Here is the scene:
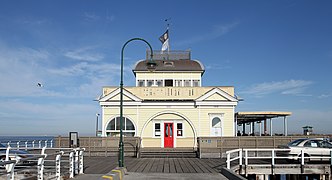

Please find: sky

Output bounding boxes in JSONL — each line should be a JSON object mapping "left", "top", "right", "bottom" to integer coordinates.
{"left": 0, "top": 0, "right": 331, "bottom": 136}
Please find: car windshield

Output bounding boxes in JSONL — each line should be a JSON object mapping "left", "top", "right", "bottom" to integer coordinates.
{"left": 288, "top": 139, "right": 305, "bottom": 146}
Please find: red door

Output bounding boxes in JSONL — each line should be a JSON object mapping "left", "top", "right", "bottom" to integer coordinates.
{"left": 164, "top": 123, "right": 174, "bottom": 148}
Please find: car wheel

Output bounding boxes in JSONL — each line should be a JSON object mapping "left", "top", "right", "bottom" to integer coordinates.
{"left": 298, "top": 154, "right": 310, "bottom": 164}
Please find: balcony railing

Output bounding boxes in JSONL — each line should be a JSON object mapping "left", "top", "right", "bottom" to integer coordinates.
{"left": 102, "top": 86, "right": 235, "bottom": 100}
{"left": 146, "top": 50, "right": 191, "bottom": 60}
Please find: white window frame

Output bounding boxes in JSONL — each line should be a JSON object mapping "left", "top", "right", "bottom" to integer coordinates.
{"left": 105, "top": 116, "right": 136, "bottom": 137}
{"left": 153, "top": 121, "right": 161, "bottom": 138}
{"left": 176, "top": 122, "right": 184, "bottom": 138}
{"left": 209, "top": 113, "right": 224, "bottom": 137}
{"left": 137, "top": 80, "right": 145, "bottom": 87}
{"left": 147, "top": 80, "right": 154, "bottom": 87}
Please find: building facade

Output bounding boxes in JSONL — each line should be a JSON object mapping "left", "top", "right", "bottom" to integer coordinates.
{"left": 98, "top": 51, "right": 239, "bottom": 148}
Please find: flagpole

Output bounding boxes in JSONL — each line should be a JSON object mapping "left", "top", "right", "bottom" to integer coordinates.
{"left": 165, "top": 18, "right": 170, "bottom": 60}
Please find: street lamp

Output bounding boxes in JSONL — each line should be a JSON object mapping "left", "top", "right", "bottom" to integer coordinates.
{"left": 119, "top": 38, "right": 156, "bottom": 167}
{"left": 96, "top": 113, "right": 100, "bottom": 137}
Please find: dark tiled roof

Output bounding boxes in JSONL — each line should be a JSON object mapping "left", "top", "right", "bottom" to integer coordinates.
{"left": 133, "top": 59, "right": 205, "bottom": 72}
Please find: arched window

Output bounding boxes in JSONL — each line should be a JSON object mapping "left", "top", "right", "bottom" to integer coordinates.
{"left": 211, "top": 116, "right": 222, "bottom": 136}
{"left": 106, "top": 117, "right": 135, "bottom": 137}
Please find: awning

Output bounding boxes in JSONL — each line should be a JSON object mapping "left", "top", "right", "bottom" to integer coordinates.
{"left": 236, "top": 111, "right": 292, "bottom": 124}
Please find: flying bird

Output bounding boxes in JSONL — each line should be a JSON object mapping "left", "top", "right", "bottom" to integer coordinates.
{"left": 37, "top": 83, "right": 43, "bottom": 87}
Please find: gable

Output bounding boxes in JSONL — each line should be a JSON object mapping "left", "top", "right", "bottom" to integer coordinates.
{"left": 204, "top": 93, "right": 228, "bottom": 101}
{"left": 196, "top": 88, "right": 238, "bottom": 102}
{"left": 99, "top": 88, "right": 142, "bottom": 102}
{"left": 107, "top": 93, "right": 134, "bottom": 101}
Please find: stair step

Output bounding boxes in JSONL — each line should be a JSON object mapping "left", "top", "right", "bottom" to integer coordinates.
{"left": 139, "top": 149, "right": 197, "bottom": 158}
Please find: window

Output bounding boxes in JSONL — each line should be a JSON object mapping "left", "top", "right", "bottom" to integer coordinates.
{"left": 154, "top": 123, "right": 161, "bottom": 137}
{"left": 211, "top": 116, "right": 222, "bottom": 136}
{"left": 177, "top": 123, "right": 183, "bottom": 137}
{"left": 106, "top": 117, "right": 135, "bottom": 137}
{"left": 165, "top": 79, "right": 173, "bottom": 87}
{"left": 175, "top": 80, "right": 182, "bottom": 87}
{"left": 193, "top": 80, "right": 200, "bottom": 87}
{"left": 137, "top": 80, "right": 145, "bottom": 87}
{"left": 147, "top": 80, "right": 154, "bottom": 87}
{"left": 156, "top": 80, "right": 163, "bottom": 87}
{"left": 184, "top": 80, "right": 191, "bottom": 87}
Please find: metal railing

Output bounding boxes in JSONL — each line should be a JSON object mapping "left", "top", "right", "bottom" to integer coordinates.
{"left": 197, "top": 136, "right": 332, "bottom": 158}
{"left": 0, "top": 146, "right": 84, "bottom": 180}
{"left": 1, "top": 139, "right": 54, "bottom": 150}
{"left": 226, "top": 148, "right": 332, "bottom": 175}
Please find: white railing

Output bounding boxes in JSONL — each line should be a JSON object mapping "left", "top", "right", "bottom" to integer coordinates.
{"left": 0, "top": 146, "right": 85, "bottom": 180}
{"left": 226, "top": 148, "right": 332, "bottom": 170}
{"left": 1, "top": 140, "right": 54, "bottom": 150}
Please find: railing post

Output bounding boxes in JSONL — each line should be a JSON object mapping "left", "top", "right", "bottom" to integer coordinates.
{"left": 16, "top": 141, "right": 20, "bottom": 150}
{"left": 6, "top": 158, "right": 17, "bottom": 180}
{"left": 32, "top": 140, "right": 35, "bottom": 148}
{"left": 37, "top": 147, "right": 47, "bottom": 180}
{"left": 239, "top": 149, "right": 243, "bottom": 166}
{"left": 245, "top": 149, "right": 248, "bottom": 166}
{"left": 301, "top": 149, "right": 304, "bottom": 165}
{"left": 25, "top": 141, "right": 28, "bottom": 151}
{"left": 330, "top": 150, "right": 332, "bottom": 166}
{"left": 51, "top": 140, "right": 53, "bottom": 148}
{"left": 227, "top": 152, "right": 231, "bottom": 169}
{"left": 75, "top": 149, "right": 79, "bottom": 174}
{"left": 79, "top": 149, "right": 84, "bottom": 174}
{"left": 271, "top": 149, "right": 275, "bottom": 175}
{"left": 5, "top": 146, "right": 12, "bottom": 172}
{"left": 39, "top": 140, "right": 42, "bottom": 148}
{"left": 45, "top": 140, "right": 48, "bottom": 148}
{"left": 69, "top": 151, "right": 75, "bottom": 178}
{"left": 55, "top": 151, "right": 63, "bottom": 180}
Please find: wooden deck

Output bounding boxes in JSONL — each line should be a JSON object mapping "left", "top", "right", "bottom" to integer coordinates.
{"left": 83, "top": 157, "right": 226, "bottom": 174}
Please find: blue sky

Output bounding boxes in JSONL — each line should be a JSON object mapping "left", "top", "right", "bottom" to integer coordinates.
{"left": 0, "top": 1, "right": 331, "bottom": 136}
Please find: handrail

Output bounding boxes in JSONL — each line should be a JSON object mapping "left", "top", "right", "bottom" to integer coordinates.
{"left": 226, "top": 148, "right": 332, "bottom": 170}
{"left": 0, "top": 147, "right": 85, "bottom": 180}
{"left": 0, "top": 139, "right": 54, "bottom": 149}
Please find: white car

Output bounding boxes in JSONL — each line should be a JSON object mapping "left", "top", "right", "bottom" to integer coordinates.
{"left": 278, "top": 138, "right": 332, "bottom": 162}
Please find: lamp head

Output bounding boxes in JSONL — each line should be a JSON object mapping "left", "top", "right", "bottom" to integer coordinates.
{"left": 146, "top": 60, "right": 157, "bottom": 72}
{"left": 146, "top": 52, "right": 156, "bottom": 72}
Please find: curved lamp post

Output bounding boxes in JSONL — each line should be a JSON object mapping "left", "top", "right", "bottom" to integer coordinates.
{"left": 119, "top": 38, "right": 156, "bottom": 167}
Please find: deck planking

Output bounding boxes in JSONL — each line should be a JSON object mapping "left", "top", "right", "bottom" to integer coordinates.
{"left": 84, "top": 157, "right": 225, "bottom": 174}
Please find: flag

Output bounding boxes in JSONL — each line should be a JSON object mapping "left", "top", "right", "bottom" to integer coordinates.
{"left": 159, "top": 30, "right": 169, "bottom": 52}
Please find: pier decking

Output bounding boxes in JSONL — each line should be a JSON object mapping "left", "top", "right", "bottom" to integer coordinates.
{"left": 83, "top": 157, "right": 225, "bottom": 174}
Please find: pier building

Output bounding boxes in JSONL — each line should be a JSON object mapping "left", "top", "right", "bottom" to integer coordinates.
{"left": 98, "top": 50, "right": 239, "bottom": 148}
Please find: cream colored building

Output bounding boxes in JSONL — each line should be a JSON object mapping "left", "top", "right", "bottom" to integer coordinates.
{"left": 98, "top": 51, "right": 239, "bottom": 148}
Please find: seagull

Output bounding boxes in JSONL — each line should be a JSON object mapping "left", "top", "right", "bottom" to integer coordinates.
{"left": 37, "top": 83, "right": 43, "bottom": 88}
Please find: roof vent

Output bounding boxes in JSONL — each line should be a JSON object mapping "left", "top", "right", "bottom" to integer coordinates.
{"left": 163, "top": 61, "right": 174, "bottom": 67}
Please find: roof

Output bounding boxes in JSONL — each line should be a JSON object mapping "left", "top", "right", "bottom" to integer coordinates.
{"left": 133, "top": 59, "right": 205, "bottom": 72}
{"left": 236, "top": 111, "right": 292, "bottom": 124}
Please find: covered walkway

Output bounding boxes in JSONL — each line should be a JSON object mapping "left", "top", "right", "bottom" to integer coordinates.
{"left": 235, "top": 112, "right": 292, "bottom": 136}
